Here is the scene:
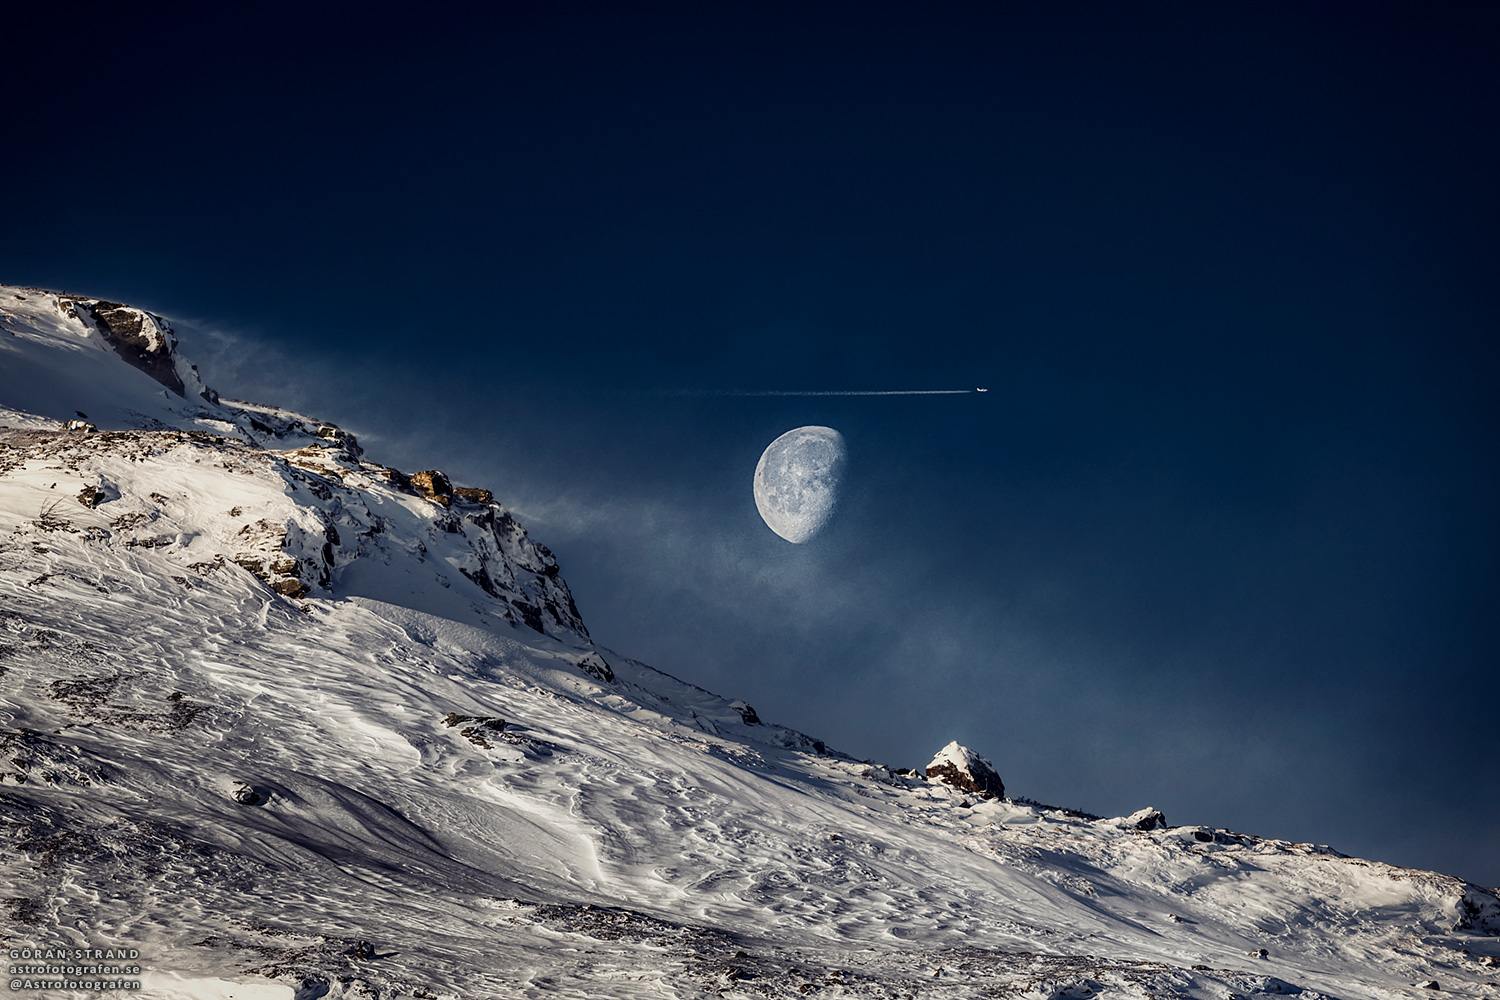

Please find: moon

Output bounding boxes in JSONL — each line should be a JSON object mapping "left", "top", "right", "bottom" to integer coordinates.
{"left": 753, "top": 426, "right": 848, "bottom": 543}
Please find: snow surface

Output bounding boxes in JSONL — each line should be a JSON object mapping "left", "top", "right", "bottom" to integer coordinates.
{"left": 2, "top": 283, "right": 1498, "bottom": 999}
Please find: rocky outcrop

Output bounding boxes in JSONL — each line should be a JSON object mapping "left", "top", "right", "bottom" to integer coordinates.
{"left": 443, "top": 713, "right": 507, "bottom": 749}
{"left": 0, "top": 398, "right": 592, "bottom": 644}
{"left": 218, "top": 402, "right": 363, "bottom": 462}
{"left": 230, "top": 514, "right": 337, "bottom": 600}
{"left": 78, "top": 299, "right": 188, "bottom": 397}
{"left": 925, "top": 741, "right": 1005, "bottom": 799}
{"left": 450, "top": 504, "right": 588, "bottom": 639}
{"left": 232, "top": 781, "right": 266, "bottom": 805}
{"left": 1125, "top": 806, "right": 1168, "bottom": 831}
{"left": 410, "top": 472, "right": 493, "bottom": 508}
{"left": 410, "top": 470, "right": 453, "bottom": 505}
{"left": 577, "top": 652, "right": 614, "bottom": 683}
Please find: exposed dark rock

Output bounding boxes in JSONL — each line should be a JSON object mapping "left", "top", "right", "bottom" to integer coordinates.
{"left": 81, "top": 300, "right": 187, "bottom": 397}
{"left": 233, "top": 518, "right": 318, "bottom": 598}
{"left": 535, "top": 545, "right": 561, "bottom": 579}
{"left": 364, "top": 465, "right": 411, "bottom": 491}
{"left": 443, "top": 713, "right": 507, "bottom": 749}
{"left": 925, "top": 741, "right": 1005, "bottom": 800}
{"left": 297, "top": 424, "right": 363, "bottom": 462}
{"left": 443, "top": 713, "right": 505, "bottom": 729}
{"left": 1126, "top": 807, "right": 1168, "bottom": 831}
{"left": 233, "top": 782, "right": 265, "bottom": 806}
{"left": 511, "top": 600, "right": 545, "bottom": 634}
{"left": 269, "top": 579, "right": 309, "bottom": 598}
{"left": 410, "top": 470, "right": 452, "bottom": 506}
{"left": 452, "top": 486, "right": 493, "bottom": 504}
{"left": 189, "top": 557, "right": 224, "bottom": 576}
{"left": 577, "top": 652, "right": 615, "bottom": 684}
{"left": 458, "top": 564, "right": 500, "bottom": 598}
{"left": 44, "top": 670, "right": 205, "bottom": 732}
{"left": 3, "top": 898, "right": 44, "bottom": 925}
{"left": 49, "top": 672, "right": 122, "bottom": 712}
{"left": 731, "top": 700, "right": 761, "bottom": 725}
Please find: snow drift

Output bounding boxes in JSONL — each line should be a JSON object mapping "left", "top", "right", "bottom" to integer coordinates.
{"left": 2, "top": 283, "right": 1496, "bottom": 999}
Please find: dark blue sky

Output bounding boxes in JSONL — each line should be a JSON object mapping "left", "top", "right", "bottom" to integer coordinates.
{"left": 7, "top": 3, "right": 1497, "bottom": 885}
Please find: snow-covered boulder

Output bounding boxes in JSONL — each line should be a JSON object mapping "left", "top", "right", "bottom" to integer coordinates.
{"left": 925, "top": 740, "right": 1005, "bottom": 799}
{"left": 1125, "top": 806, "right": 1169, "bottom": 831}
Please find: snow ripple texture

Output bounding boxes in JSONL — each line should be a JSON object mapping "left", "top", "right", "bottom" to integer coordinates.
{"left": 2, "top": 284, "right": 1498, "bottom": 999}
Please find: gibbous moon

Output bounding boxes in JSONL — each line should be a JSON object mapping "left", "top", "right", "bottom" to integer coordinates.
{"left": 753, "top": 426, "right": 847, "bottom": 543}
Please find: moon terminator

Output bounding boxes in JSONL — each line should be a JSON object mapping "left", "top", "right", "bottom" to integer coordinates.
{"left": 753, "top": 426, "right": 848, "bottom": 543}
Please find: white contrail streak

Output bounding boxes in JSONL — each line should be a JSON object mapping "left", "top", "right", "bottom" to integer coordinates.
{"left": 668, "top": 389, "right": 976, "bottom": 397}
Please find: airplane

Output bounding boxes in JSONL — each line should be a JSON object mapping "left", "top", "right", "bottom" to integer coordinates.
{"left": 975, "top": 387, "right": 988, "bottom": 392}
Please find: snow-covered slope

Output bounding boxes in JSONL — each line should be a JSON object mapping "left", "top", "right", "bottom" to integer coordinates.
{"left": 2, "top": 283, "right": 1497, "bottom": 1000}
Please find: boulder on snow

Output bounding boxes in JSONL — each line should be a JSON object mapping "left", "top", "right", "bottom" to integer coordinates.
{"left": 232, "top": 781, "right": 265, "bottom": 805}
{"left": 80, "top": 300, "right": 188, "bottom": 397}
{"left": 925, "top": 741, "right": 1004, "bottom": 800}
{"left": 1125, "top": 806, "right": 1168, "bottom": 831}
{"left": 410, "top": 470, "right": 454, "bottom": 505}
{"left": 443, "top": 713, "right": 507, "bottom": 749}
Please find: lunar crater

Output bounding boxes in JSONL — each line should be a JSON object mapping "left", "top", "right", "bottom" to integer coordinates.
{"left": 753, "top": 425, "right": 847, "bottom": 543}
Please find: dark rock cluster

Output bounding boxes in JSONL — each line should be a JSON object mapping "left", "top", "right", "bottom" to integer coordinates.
{"left": 577, "top": 652, "right": 615, "bottom": 683}
{"left": 1127, "top": 807, "right": 1169, "bottom": 831}
{"left": 408, "top": 469, "right": 494, "bottom": 508}
{"left": 443, "top": 713, "right": 507, "bottom": 749}
{"left": 77, "top": 299, "right": 190, "bottom": 398}
{"left": 925, "top": 742, "right": 1005, "bottom": 800}
{"left": 410, "top": 469, "right": 453, "bottom": 505}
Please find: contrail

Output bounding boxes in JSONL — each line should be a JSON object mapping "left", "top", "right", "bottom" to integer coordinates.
{"left": 666, "top": 388, "right": 978, "bottom": 397}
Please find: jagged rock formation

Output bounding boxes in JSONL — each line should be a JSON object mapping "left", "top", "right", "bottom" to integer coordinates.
{"left": 0, "top": 284, "right": 595, "bottom": 646}
{"left": 926, "top": 740, "right": 1005, "bottom": 799}
{"left": 410, "top": 469, "right": 453, "bottom": 505}
{"left": 0, "top": 423, "right": 592, "bottom": 644}
{"left": 1126, "top": 806, "right": 1169, "bottom": 831}
{"left": 75, "top": 299, "right": 196, "bottom": 398}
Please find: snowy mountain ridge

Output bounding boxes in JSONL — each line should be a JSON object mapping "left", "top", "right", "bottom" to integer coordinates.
{"left": 0, "top": 285, "right": 598, "bottom": 647}
{"left": 1, "top": 283, "right": 1497, "bottom": 1000}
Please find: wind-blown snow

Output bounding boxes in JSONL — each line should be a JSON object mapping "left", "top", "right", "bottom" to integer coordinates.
{"left": 2, "top": 283, "right": 1497, "bottom": 999}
